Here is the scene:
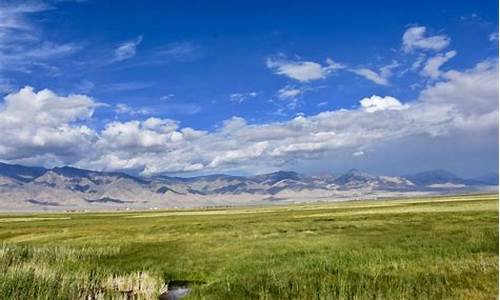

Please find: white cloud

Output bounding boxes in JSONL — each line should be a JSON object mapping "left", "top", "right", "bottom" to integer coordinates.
{"left": 0, "top": 2, "right": 79, "bottom": 73}
{"left": 124, "top": 42, "right": 199, "bottom": 67}
{"left": 115, "top": 104, "right": 151, "bottom": 115}
{"left": 489, "top": 32, "right": 498, "bottom": 42}
{"left": 351, "top": 61, "right": 399, "bottom": 85}
{"left": 99, "top": 118, "right": 181, "bottom": 150}
{"left": 0, "top": 86, "right": 98, "bottom": 161}
{"left": 181, "top": 127, "right": 207, "bottom": 140}
{"left": 352, "top": 68, "right": 388, "bottom": 85}
{"left": 411, "top": 54, "right": 426, "bottom": 71}
{"left": 402, "top": 26, "right": 450, "bottom": 53}
{"left": 278, "top": 86, "right": 302, "bottom": 99}
{"left": 266, "top": 56, "right": 345, "bottom": 82}
{"left": 353, "top": 150, "right": 364, "bottom": 157}
{"left": 359, "top": 95, "right": 407, "bottom": 113}
{"left": 104, "top": 81, "right": 153, "bottom": 91}
{"left": 0, "top": 2, "right": 51, "bottom": 35}
{"left": 325, "top": 58, "right": 346, "bottom": 69}
{"left": 380, "top": 61, "right": 400, "bottom": 77}
{"left": 112, "top": 36, "right": 143, "bottom": 62}
{"left": 208, "top": 141, "right": 269, "bottom": 168}
{"left": 0, "top": 78, "right": 14, "bottom": 94}
{"left": 0, "top": 60, "right": 497, "bottom": 175}
{"left": 155, "top": 42, "right": 197, "bottom": 58}
{"left": 160, "top": 94, "right": 175, "bottom": 101}
{"left": 229, "top": 92, "right": 258, "bottom": 103}
{"left": 74, "top": 79, "right": 95, "bottom": 93}
{"left": 421, "top": 50, "right": 457, "bottom": 78}
{"left": 420, "top": 59, "right": 498, "bottom": 117}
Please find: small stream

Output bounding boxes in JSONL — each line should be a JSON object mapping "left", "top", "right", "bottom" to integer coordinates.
{"left": 160, "top": 286, "right": 190, "bottom": 299}
{"left": 159, "top": 280, "right": 198, "bottom": 300}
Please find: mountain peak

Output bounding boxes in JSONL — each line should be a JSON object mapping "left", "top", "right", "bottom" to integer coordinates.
{"left": 0, "top": 162, "right": 47, "bottom": 182}
{"left": 50, "top": 165, "right": 149, "bottom": 184}
{"left": 252, "top": 171, "right": 302, "bottom": 184}
{"left": 334, "top": 169, "right": 374, "bottom": 185}
{"left": 52, "top": 166, "right": 94, "bottom": 178}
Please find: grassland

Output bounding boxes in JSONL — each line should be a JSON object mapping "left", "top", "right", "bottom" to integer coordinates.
{"left": 0, "top": 193, "right": 497, "bottom": 299}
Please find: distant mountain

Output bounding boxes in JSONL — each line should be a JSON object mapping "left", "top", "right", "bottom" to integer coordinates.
{"left": 333, "top": 169, "right": 415, "bottom": 191}
{"left": 474, "top": 173, "right": 499, "bottom": 186}
{"left": 52, "top": 166, "right": 149, "bottom": 184}
{"left": 251, "top": 171, "right": 303, "bottom": 185}
{"left": 0, "top": 162, "right": 496, "bottom": 211}
{"left": 334, "top": 169, "right": 374, "bottom": 185}
{"left": 404, "top": 169, "right": 482, "bottom": 186}
{"left": 0, "top": 162, "right": 46, "bottom": 182}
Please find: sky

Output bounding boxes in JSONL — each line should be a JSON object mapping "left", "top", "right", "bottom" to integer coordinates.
{"left": 0, "top": 0, "right": 498, "bottom": 177}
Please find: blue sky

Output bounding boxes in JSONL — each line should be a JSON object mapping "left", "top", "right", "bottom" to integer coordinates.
{"left": 0, "top": 0, "right": 498, "bottom": 177}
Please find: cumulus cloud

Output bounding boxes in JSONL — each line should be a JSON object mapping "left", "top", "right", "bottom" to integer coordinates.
{"left": 420, "top": 59, "right": 498, "bottom": 117}
{"left": 208, "top": 141, "right": 269, "bottom": 168}
{"left": 112, "top": 36, "right": 143, "bottom": 62}
{"left": 421, "top": 50, "right": 457, "bottom": 78}
{"left": 359, "top": 95, "right": 407, "bottom": 112}
{"left": 99, "top": 118, "right": 181, "bottom": 150}
{"left": 266, "top": 56, "right": 345, "bottom": 82}
{"left": 0, "top": 86, "right": 98, "bottom": 161}
{"left": 402, "top": 26, "right": 450, "bottom": 53}
{"left": 0, "top": 60, "right": 497, "bottom": 175}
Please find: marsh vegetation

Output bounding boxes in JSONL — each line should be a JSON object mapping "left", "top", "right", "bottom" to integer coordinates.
{"left": 0, "top": 194, "right": 497, "bottom": 299}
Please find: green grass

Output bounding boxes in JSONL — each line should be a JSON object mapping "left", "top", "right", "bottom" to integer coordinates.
{"left": 0, "top": 194, "right": 497, "bottom": 299}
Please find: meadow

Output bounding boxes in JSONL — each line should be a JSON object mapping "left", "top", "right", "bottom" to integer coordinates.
{"left": 0, "top": 193, "right": 497, "bottom": 299}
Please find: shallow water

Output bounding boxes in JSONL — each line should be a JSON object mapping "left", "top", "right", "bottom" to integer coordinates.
{"left": 159, "top": 282, "right": 191, "bottom": 300}
{"left": 165, "top": 287, "right": 190, "bottom": 299}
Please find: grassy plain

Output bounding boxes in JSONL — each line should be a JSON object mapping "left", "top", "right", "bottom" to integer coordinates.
{"left": 0, "top": 194, "right": 497, "bottom": 299}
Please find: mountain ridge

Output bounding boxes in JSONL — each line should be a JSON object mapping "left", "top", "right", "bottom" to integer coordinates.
{"left": 0, "top": 162, "right": 496, "bottom": 211}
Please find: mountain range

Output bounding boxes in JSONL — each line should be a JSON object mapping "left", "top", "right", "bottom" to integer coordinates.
{"left": 0, "top": 162, "right": 497, "bottom": 211}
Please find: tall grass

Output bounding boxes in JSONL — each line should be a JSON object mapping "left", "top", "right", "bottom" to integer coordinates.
{"left": 0, "top": 245, "right": 164, "bottom": 299}
{"left": 0, "top": 194, "right": 497, "bottom": 299}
